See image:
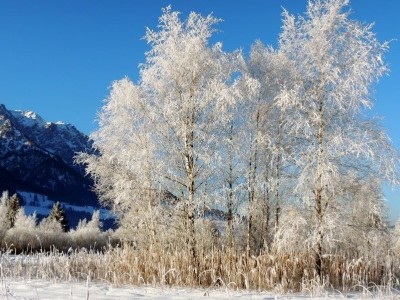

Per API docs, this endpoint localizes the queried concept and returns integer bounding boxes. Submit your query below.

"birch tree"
[244,42,296,251]
[341,174,390,258]
[76,78,160,245]
[235,40,296,254]
[78,7,239,268]
[232,70,264,255]
[274,0,399,276]
[140,7,239,267]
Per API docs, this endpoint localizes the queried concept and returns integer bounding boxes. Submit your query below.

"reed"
[1,243,400,297]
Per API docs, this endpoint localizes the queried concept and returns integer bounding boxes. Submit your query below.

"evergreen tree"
[49,202,69,232]
[7,193,21,228]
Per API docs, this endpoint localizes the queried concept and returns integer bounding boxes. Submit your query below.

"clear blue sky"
[1,0,399,220]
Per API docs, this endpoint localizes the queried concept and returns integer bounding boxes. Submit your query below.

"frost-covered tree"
[233,70,266,254]
[0,191,9,243]
[4,209,39,251]
[238,41,296,254]
[274,174,390,260]
[13,209,37,230]
[38,216,63,234]
[70,210,105,248]
[76,2,400,285]
[48,202,69,232]
[49,202,69,232]
[341,175,390,258]
[274,0,399,276]
[141,7,238,265]
[76,78,161,246]
[7,193,21,228]
[218,117,246,251]
[78,6,239,268]
[37,217,71,251]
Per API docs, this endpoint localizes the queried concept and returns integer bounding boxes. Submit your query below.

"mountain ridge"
[0,104,104,227]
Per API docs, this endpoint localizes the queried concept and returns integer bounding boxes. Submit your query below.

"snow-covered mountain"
[1,105,92,168]
[0,104,110,227]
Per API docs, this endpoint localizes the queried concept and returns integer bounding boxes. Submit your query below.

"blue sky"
[1,0,399,220]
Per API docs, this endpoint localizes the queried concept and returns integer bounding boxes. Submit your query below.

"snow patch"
[0,278,383,299]
[11,110,47,127]
[17,191,114,220]
[23,205,51,216]
[17,191,53,207]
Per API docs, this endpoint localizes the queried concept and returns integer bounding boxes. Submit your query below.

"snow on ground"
[0,279,395,300]
[19,190,114,221]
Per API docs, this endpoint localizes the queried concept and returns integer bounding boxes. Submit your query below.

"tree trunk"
[274,122,282,229]
[187,196,198,270]
[246,152,254,257]
[227,167,234,250]
[246,109,260,257]
[261,155,271,250]
[227,123,235,250]
[185,92,199,275]
[315,96,325,279]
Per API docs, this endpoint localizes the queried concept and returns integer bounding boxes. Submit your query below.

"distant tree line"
[0,191,112,252]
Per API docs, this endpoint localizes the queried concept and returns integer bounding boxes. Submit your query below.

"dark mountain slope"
[0,104,98,208]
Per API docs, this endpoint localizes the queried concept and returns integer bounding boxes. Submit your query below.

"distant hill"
[0,104,114,228]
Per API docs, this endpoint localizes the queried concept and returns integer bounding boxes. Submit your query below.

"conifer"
[49,201,69,232]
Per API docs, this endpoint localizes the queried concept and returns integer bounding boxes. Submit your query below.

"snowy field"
[1,254,399,300]
[1,279,398,300]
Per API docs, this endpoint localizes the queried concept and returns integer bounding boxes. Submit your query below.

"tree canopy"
[77,0,399,280]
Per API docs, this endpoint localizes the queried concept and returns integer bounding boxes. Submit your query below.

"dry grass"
[1,244,400,297]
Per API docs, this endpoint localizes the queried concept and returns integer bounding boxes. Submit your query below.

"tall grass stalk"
[1,244,400,296]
